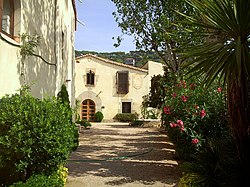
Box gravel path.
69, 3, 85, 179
66, 123, 181, 187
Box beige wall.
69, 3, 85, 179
0, 0, 75, 105
75, 55, 164, 120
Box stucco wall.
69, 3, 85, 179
0, 0, 75, 103
0, 35, 21, 97
75, 56, 163, 120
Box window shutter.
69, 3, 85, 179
117, 71, 129, 94
86, 70, 95, 85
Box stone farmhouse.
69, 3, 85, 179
75, 54, 164, 121
0, 0, 76, 104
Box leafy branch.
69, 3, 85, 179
20, 33, 56, 66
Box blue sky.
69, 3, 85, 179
75, 0, 136, 52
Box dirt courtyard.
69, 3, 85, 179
66, 123, 181, 187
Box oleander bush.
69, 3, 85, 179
0, 92, 77, 186
162, 76, 228, 160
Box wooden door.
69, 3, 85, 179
81, 99, 95, 121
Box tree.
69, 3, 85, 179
112, 0, 203, 72
57, 84, 70, 107
182, 0, 250, 182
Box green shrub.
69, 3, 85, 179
76, 119, 92, 128
94, 111, 104, 122
10, 166, 68, 187
178, 173, 198, 187
57, 84, 70, 107
162, 78, 228, 160
0, 93, 77, 186
113, 113, 138, 122
180, 136, 241, 187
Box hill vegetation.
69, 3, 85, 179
75, 50, 162, 67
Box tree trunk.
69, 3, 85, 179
227, 75, 250, 182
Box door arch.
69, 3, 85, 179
81, 99, 95, 121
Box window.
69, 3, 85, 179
0, 0, 14, 36
117, 71, 129, 94
122, 102, 131, 113
86, 70, 95, 85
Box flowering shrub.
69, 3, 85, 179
162, 79, 228, 160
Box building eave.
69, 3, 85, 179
76, 54, 148, 73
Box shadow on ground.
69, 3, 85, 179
66, 123, 181, 187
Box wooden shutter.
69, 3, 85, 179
117, 71, 129, 94
86, 71, 95, 85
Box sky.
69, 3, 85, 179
75, 0, 136, 53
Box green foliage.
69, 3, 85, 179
76, 119, 92, 128
178, 173, 197, 187
94, 111, 104, 122
57, 84, 70, 107
182, 0, 250, 179
20, 33, 40, 60
162, 76, 228, 160
0, 93, 77, 186
148, 75, 164, 108
114, 113, 138, 122
112, 0, 204, 71
9, 166, 68, 187
181, 136, 242, 187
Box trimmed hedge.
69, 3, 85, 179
0, 93, 77, 186
113, 113, 138, 122
94, 111, 104, 122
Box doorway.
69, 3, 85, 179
81, 99, 95, 121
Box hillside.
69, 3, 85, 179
75, 50, 162, 67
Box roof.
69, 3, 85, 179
76, 54, 148, 73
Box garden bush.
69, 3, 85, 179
9, 165, 68, 187
180, 136, 242, 187
76, 119, 92, 128
0, 93, 77, 186
94, 111, 104, 122
162, 78, 228, 160
113, 113, 138, 122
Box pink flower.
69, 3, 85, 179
192, 138, 199, 144
172, 92, 177, 98
170, 123, 174, 128
180, 80, 187, 88
190, 83, 197, 90
170, 123, 177, 128
200, 109, 206, 118
177, 120, 184, 127
217, 87, 222, 92
180, 127, 185, 132
164, 106, 171, 114
181, 95, 188, 102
